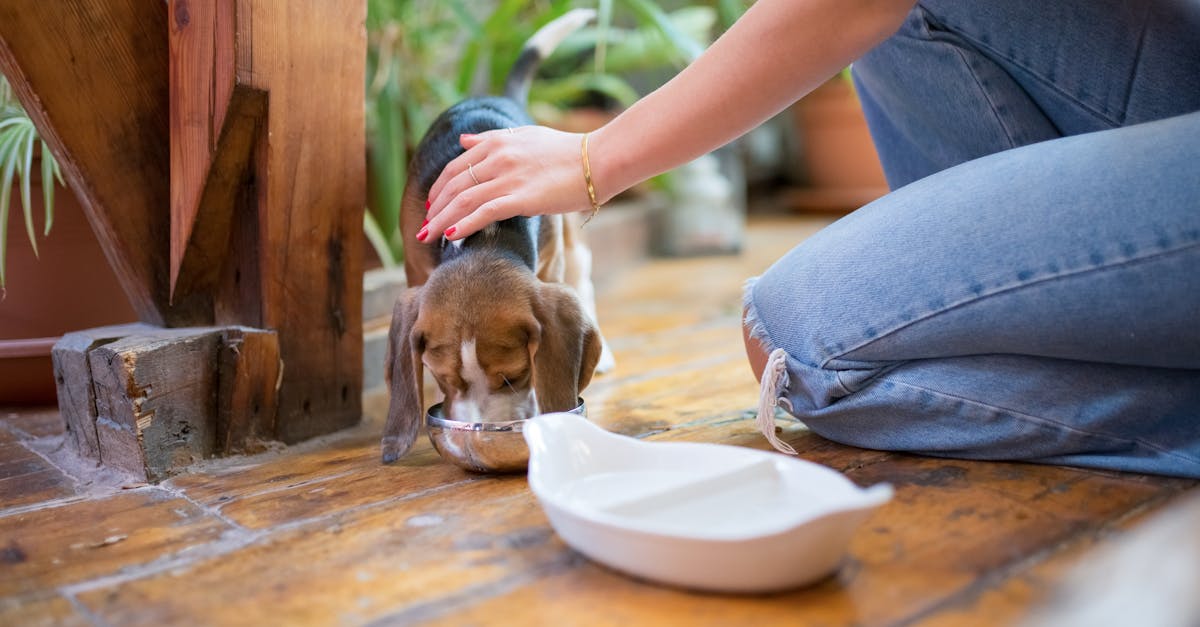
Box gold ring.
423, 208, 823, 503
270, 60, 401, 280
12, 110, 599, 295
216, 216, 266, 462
468, 162, 480, 185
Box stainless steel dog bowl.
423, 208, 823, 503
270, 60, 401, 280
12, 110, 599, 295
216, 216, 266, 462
426, 399, 587, 473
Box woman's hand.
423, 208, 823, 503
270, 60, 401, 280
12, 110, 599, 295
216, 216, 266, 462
422, 126, 596, 242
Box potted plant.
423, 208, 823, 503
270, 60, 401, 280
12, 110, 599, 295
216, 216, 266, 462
0, 74, 135, 405
785, 68, 889, 212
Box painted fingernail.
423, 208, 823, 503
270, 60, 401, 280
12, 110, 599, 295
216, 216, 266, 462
421, 219, 428, 227
416, 227, 429, 241
425, 200, 431, 211
444, 226, 457, 238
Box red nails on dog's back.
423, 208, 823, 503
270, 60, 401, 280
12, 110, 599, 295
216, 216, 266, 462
445, 226, 457, 238
416, 227, 429, 242
425, 200, 431, 211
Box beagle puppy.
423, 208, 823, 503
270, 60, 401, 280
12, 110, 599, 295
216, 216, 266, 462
382, 9, 611, 463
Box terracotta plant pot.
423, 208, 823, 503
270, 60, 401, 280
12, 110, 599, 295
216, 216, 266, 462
0, 180, 136, 405
787, 77, 889, 212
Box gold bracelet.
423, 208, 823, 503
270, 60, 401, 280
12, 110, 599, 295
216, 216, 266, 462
581, 132, 600, 225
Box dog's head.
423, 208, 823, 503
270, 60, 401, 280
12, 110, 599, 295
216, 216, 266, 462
381, 253, 601, 463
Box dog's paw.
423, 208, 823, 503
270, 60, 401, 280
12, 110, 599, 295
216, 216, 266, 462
380, 437, 405, 464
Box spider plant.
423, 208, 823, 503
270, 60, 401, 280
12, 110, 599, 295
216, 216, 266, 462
364, 0, 734, 268
0, 74, 64, 292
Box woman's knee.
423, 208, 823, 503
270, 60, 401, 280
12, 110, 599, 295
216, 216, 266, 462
742, 303, 769, 384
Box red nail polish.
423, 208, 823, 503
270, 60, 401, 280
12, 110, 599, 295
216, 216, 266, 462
445, 226, 457, 238
421, 219, 429, 227
416, 227, 428, 241
425, 200, 431, 211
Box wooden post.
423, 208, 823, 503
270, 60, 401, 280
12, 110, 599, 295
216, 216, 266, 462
3, 0, 366, 474
169, 0, 366, 442
52, 324, 159, 463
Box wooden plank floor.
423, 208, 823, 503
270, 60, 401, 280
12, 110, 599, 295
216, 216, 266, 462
1, 214, 1196, 626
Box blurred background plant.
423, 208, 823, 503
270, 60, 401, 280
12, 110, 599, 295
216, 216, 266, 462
0, 74, 64, 292
364, 0, 747, 267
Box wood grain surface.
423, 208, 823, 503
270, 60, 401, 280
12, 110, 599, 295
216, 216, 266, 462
0, 216, 1195, 626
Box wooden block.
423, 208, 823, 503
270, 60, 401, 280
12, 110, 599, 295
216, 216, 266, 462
89, 329, 222, 480
80, 326, 282, 481
216, 327, 280, 455
51, 323, 158, 461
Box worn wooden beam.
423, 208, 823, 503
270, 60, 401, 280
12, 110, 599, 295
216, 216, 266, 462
169, 0, 235, 296
88, 329, 223, 480
169, 0, 268, 301
0, 0, 208, 326
55, 326, 282, 482
51, 324, 159, 463
171, 84, 268, 302
169, 0, 366, 442
227, 1, 367, 442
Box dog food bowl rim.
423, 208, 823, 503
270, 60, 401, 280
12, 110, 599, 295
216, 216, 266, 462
425, 398, 586, 429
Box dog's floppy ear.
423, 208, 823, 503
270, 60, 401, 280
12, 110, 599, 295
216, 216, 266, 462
382, 287, 426, 464
530, 283, 602, 412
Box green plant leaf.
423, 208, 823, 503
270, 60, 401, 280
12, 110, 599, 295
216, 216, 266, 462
530, 72, 640, 109
0, 124, 24, 288
363, 210, 398, 268
715, 0, 746, 30
18, 121, 37, 259
0, 73, 61, 289
595, 0, 614, 74
545, 8, 715, 78
457, 0, 530, 95
367, 86, 406, 239
617, 0, 705, 63
40, 140, 54, 235
446, 0, 482, 37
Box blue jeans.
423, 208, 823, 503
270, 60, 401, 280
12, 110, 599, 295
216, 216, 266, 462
744, 0, 1200, 477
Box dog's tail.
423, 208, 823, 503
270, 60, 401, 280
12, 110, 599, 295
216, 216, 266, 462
503, 8, 596, 104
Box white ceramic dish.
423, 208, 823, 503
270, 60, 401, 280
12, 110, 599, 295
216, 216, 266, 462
524, 413, 893, 593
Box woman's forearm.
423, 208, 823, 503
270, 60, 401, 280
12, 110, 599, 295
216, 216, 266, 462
423, 0, 915, 241
589, 0, 914, 202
